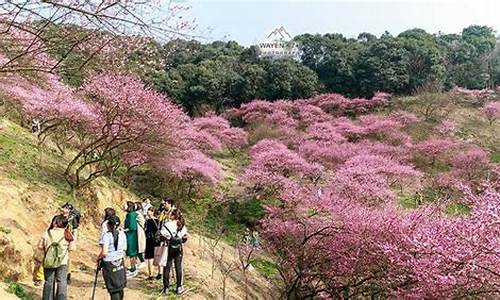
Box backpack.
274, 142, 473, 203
43, 231, 67, 269
163, 225, 183, 255
69, 209, 81, 229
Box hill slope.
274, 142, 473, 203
0, 118, 274, 299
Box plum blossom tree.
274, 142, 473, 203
304, 92, 390, 116
450, 146, 491, 184
451, 86, 495, 105
328, 154, 422, 206
435, 119, 457, 136
241, 139, 323, 197
481, 101, 500, 124
262, 183, 500, 299
389, 110, 420, 126
0, 0, 195, 74
161, 149, 221, 199
413, 138, 456, 166
25, 72, 189, 190
190, 114, 247, 154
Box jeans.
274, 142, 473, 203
42, 265, 68, 300
163, 252, 183, 290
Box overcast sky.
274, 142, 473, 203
185, 0, 500, 45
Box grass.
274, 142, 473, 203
184, 194, 265, 245
5, 280, 33, 300
491, 151, 500, 163
445, 202, 471, 216
251, 258, 278, 280
0, 119, 74, 202
399, 193, 420, 209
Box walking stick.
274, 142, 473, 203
91, 260, 102, 300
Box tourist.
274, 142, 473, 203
37, 215, 75, 300
60, 202, 80, 285
33, 215, 59, 286
142, 198, 152, 218
144, 207, 162, 280
135, 202, 147, 269
101, 208, 117, 238
160, 208, 188, 295
98, 215, 127, 300
158, 198, 175, 223
124, 201, 139, 278
252, 229, 261, 250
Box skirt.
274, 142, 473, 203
145, 238, 158, 260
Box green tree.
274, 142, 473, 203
353, 37, 410, 96
262, 59, 321, 100
295, 33, 364, 96
398, 29, 446, 91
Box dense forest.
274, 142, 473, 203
48, 25, 499, 115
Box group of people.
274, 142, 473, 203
35, 198, 189, 300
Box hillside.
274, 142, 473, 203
0, 118, 275, 299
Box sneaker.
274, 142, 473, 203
155, 273, 162, 280
126, 270, 138, 278
160, 288, 169, 295
176, 286, 185, 295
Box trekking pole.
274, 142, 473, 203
91, 260, 102, 300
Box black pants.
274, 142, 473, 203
110, 290, 124, 300
163, 251, 183, 290
102, 260, 126, 299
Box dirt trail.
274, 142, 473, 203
0, 119, 274, 299
0, 176, 274, 299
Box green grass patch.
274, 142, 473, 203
398, 193, 420, 209
0, 119, 72, 198
183, 194, 265, 245
251, 258, 278, 279
5, 281, 33, 300
446, 202, 470, 216
491, 151, 500, 163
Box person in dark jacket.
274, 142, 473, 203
61, 203, 81, 285
144, 207, 162, 280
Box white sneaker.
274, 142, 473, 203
126, 270, 138, 278
176, 286, 185, 295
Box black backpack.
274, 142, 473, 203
69, 209, 81, 229
163, 226, 183, 255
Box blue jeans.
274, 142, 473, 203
42, 265, 68, 300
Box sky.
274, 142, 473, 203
185, 0, 500, 45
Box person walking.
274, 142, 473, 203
124, 201, 139, 278
144, 207, 162, 280
98, 215, 127, 300
160, 209, 188, 295
37, 215, 75, 300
